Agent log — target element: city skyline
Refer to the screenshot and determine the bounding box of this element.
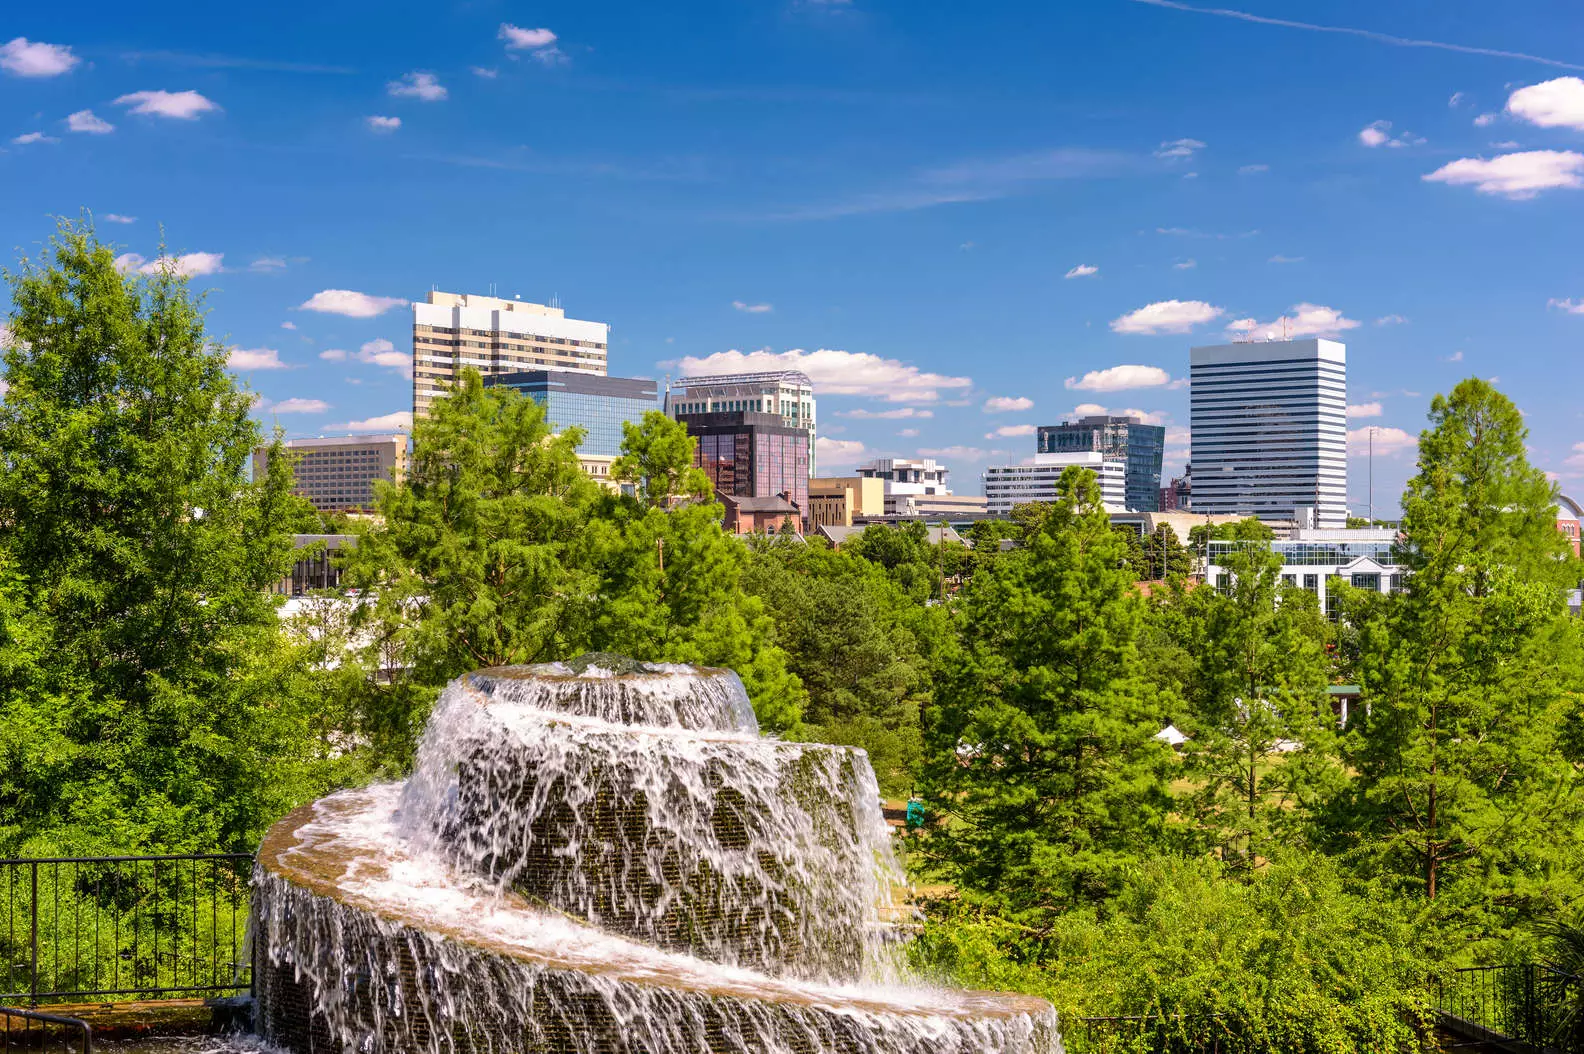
[1,2,1581,512]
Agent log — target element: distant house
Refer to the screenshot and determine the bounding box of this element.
[719,492,802,536]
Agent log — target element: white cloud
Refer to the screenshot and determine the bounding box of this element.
[299,289,407,317]
[984,396,1034,413]
[1173,258,1197,270]
[1348,426,1417,456]
[1473,112,1498,127]
[318,348,347,361]
[1449,92,1465,108]
[117,251,224,277]
[1065,364,1175,392]
[249,256,286,273]
[1508,77,1584,130]
[0,37,78,77]
[353,338,411,377]
[1155,138,1205,161]
[269,398,330,414]
[1347,402,1383,419]
[1238,163,1269,174]
[838,406,932,420]
[1359,121,1390,147]
[66,109,113,134]
[898,428,919,438]
[280,321,297,331]
[1549,297,1584,314]
[1110,300,1224,335]
[335,411,413,433]
[366,115,401,132]
[1375,314,1408,325]
[816,437,867,466]
[115,90,220,120]
[1064,264,1098,279]
[1491,140,1523,149]
[732,300,772,313]
[472,66,499,79]
[1225,303,1359,339]
[103,213,136,224]
[1567,442,1584,470]
[1446,350,1463,362]
[1358,119,1424,148]
[1425,150,1584,198]
[228,347,287,370]
[1065,403,1167,426]
[679,347,971,403]
[499,23,565,64]
[387,72,447,101]
[917,445,993,462]
[499,24,556,49]
[986,424,1036,438]
[1268,254,1303,264]
[11,132,57,145]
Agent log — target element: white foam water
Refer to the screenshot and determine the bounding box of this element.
[254,657,1063,1054]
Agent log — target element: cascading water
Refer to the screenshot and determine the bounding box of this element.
[253,654,1063,1053]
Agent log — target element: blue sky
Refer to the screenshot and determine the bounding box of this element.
[2,0,1582,510]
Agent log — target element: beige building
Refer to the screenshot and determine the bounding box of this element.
[412,291,609,419]
[254,434,408,513]
[808,476,886,528]
[886,493,988,518]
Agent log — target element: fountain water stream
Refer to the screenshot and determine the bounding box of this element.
[253,655,1062,1053]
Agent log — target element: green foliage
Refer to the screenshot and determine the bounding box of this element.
[843,520,967,603]
[1329,379,1584,938]
[610,409,712,508]
[923,467,1174,917]
[912,854,1436,1054]
[741,534,941,792]
[0,220,331,854]
[1168,541,1342,863]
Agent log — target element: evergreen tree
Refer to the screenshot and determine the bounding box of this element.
[1335,380,1584,931]
[1175,541,1339,864]
[588,413,806,733]
[340,369,601,758]
[1142,522,1193,580]
[0,220,324,853]
[923,467,1174,917]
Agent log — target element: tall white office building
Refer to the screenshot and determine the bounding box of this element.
[412,291,610,420]
[1189,338,1347,528]
[982,452,1127,516]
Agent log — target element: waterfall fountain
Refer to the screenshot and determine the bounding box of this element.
[253,655,1062,1053]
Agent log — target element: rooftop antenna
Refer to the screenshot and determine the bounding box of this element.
[1368,426,1375,523]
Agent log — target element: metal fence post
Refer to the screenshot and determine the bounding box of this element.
[27,861,38,1007]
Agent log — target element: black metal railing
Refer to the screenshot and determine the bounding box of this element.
[0,1006,91,1052]
[1435,963,1584,1051]
[1,854,253,1005]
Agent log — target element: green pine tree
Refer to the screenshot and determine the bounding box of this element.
[923,466,1175,917]
[0,220,324,853]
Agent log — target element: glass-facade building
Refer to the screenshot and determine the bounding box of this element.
[677,411,810,516]
[484,370,658,458]
[665,371,816,475]
[1036,415,1165,512]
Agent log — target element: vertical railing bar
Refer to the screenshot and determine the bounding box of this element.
[51,862,59,998]
[28,860,38,1006]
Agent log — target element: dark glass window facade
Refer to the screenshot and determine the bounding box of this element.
[1036,416,1165,512]
[680,412,809,515]
[484,371,658,458]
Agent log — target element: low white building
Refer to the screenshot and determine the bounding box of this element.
[855,457,956,516]
[1205,527,1403,615]
[982,452,1126,516]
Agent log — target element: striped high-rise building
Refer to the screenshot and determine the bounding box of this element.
[1188,338,1347,528]
[412,291,609,420]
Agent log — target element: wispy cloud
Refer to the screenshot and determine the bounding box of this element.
[984,396,1034,413]
[838,406,933,419]
[388,72,446,101]
[334,411,412,433]
[367,115,400,133]
[776,147,1135,220]
[1425,150,1584,199]
[732,300,773,313]
[1064,263,1099,279]
[66,110,114,134]
[115,90,221,119]
[680,347,970,403]
[1131,0,1584,72]
[121,50,353,74]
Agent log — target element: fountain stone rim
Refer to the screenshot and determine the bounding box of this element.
[258,788,1058,1024]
